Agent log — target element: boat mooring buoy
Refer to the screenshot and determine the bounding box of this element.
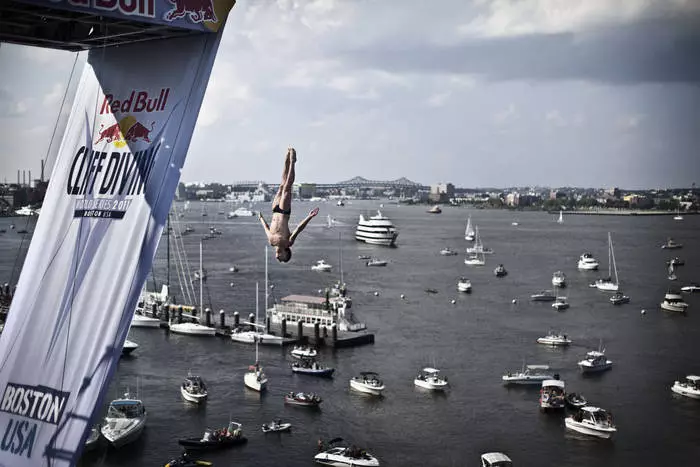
[400,294,406,299]
[374,291,380,296]
[512,299,517,304]
[229,282,234,287]
[451,299,456,305]
[641,309,646,315]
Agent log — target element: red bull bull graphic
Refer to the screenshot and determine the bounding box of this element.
[164,0,218,23]
[14,0,236,32]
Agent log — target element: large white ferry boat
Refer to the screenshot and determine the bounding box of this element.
[267,294,366,332]
[355,211,398,246]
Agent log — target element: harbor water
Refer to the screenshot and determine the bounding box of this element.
[1,201,698,466]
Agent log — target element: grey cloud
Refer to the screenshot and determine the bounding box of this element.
[336,13,700,85]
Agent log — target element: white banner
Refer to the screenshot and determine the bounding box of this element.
[0,31,223,466]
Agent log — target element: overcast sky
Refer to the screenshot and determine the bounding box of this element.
[1,0,699,189]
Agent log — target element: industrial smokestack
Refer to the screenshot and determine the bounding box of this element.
[23,170,26,186]
[41,159,45,182]
[29,171,32,188]
[17,170,20,185]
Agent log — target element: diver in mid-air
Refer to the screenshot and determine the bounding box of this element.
[259,147,319,262]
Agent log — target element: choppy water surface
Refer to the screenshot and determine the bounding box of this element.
[1,202,699,466]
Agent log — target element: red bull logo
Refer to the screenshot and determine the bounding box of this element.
[95,116,154,148]
[164,0,218,23]
[99,88,169,115]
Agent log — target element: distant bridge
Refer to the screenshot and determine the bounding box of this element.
[231,176,426,191]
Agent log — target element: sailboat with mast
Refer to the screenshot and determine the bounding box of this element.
[169,239,216,336]
[244,282,268,392]
[231,247,283,345]
[668,262,678,281]
[595,232,620,292]
[464,227,486,266]
[557,210,564,224]
[464,215,475,241]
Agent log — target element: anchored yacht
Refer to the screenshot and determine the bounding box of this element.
[660,290,689,313]
[537,332,572,346]
[552,271,567,288]
[350,372,385,396]
[180,373,208,404]
[578,253,599,270]
[671,375,700,399]
[315,438,380,466]
[565,407,617,439]
[502,364,554,385]
[101,392,147,448]
[578,349,613,373]
[355,211,398,246]
[414,367,449,391]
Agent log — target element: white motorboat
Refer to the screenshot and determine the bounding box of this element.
[578,349,613,373]
[681,284,700,293]
[262,420,292,433]
[502,364,554,385]
[610,291,630,305]
[668,262,677,281]
[350,372,385,396]
[671,375,700,399]
[552,271,567,288]
[230,328,284,345]
[291,346,318,359]
[530,290,556,302]
[557,209,564,224]
[457,277,472,293]
[312,260,333,272]
[355,211,398,246]
[661,238,683,249]
[673,209,684,221]
[244,283,268,392]
[228,207,255,217]
[565,406,617,439]
[595,232,620,292]
[660,290,689,313]
[577,253,599,270]
[494,264,507,277]
[481,452,513,467]
[169,321,216,336]
[291,359,335,377]
[14,205,36,216]
[465,215,475,241]
[539,379,566,410]
[440,247,458,256]
[464,253,485,266]
[180,373,208,404]
[337,200,345,207]
[122,339,138,356]
[101,392,147,448]
[131,312,161,328]
[315,438,380,467]
[366,258,388,267]
[552,296,569,311]
[414,367,449,391]
[537,332,572,346]
[427,205,442,214]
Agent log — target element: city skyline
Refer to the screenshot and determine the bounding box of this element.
[1,1,699,189]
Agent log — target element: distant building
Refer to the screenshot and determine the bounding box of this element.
[298,183,317,199]
[506,192,519,206]
[429,183,455,202]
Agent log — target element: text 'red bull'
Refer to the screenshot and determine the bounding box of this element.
[99,89,169,115]
[65,0,155,19]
